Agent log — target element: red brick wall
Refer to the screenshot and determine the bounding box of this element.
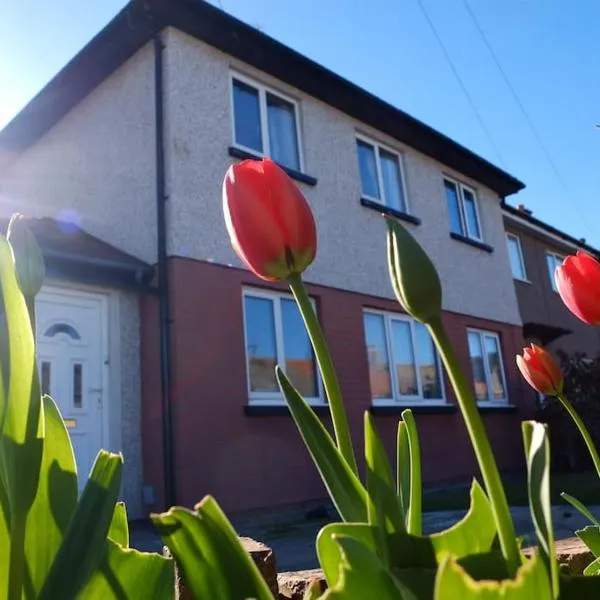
[140,258,532,514]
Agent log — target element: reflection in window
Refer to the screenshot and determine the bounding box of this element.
[73,363,82,408]
[44,323,81,340]
[244,296,278,393]
[468,330,508,403]
[363,313,392,399]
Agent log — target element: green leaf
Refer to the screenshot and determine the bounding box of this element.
[402,410,422,536]
[153,496,273,600]
[25,394,78,595]
[78,539,174,599]
[325,536,417,600]
[365,411,404,540]
[303,579,324,600]
[38,450,123,600]
[434,552,551,599]
[396,421,410,523]
[583,556,600,576]
[576,525,600,557]
[277,367,367,522]
[108,502,129,547]
[0,475,9,599]
[522,421,559,598]
[562,493,600,526]
[429,480,496,560]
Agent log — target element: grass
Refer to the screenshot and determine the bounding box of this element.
[423,471,600,512]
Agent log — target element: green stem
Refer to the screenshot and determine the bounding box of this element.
[428,316,520,576]
[8,513,26,600]
[287,274,358,474]
[557,391,600,479]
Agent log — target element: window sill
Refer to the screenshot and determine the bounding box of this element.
[514,277,532,284]
[245,404,329,417]
[450,232,494,253]
[370,404,457,415]
[228,146,318,186]
[360,198,421,225]
[477,404,518,414]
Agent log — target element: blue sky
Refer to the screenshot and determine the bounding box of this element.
[1,0,599,244]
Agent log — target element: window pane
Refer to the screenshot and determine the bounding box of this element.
[363,313,392,399]
[267,93,300,170]
[391,320,417,396]
[233,80,263,153]
[281,299,317,397]
[357,141,380,199]
[507,236,525,279]
[414,323,442,399]
[380,150,406,212]
[244,296,278,392]
[468,332,488,402]
[73,363,82,408]
[444,180,463,235]
[547,254,560,292]
[41,361,51,396]
[462,188,481,239]
[485,336,506,400]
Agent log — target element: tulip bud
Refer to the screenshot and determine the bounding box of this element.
[386,217,442,324]
[7,214,45,298]
[516,344,563,396]
[555,251,600,325]
[223,158,316,281]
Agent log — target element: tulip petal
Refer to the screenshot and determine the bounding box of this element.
[555,260,600,324]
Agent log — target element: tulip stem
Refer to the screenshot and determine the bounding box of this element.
[287,274,358,475]
[556,391,600,479]
[428,316,520,576]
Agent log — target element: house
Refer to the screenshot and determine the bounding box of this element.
[0,0,532,517]
[503,203,600,360]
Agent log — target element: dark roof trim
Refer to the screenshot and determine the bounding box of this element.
[0,0,524,197]
[502,202,599,257]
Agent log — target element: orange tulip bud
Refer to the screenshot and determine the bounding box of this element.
[516,344,563,396]
[223,158,316,281]
[555,251,600,325]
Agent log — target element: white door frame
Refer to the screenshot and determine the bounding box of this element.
[37,284,112,452]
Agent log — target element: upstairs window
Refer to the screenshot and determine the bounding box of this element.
[444,178,482,241]
[507,234,527,280]
[231,74,302,171]
[546,252,564,292]
[356,137,408,213]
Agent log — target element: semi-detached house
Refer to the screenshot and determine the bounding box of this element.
[0,0,532,518]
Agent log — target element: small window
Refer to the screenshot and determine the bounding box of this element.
[356,137,408,213]
[43,322,81,340]
[444,178,482,241]
[363,311,444,404]
[507,234,527,280]
[231,74,302,171]
[467,329,507,403]
[546,252,564,292]
[243,289,321,404]
[41,361,51,396]
[73,363,83,408]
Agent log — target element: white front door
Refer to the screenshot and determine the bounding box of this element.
[36,288,107,490]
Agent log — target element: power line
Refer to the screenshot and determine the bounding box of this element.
[414,0,507,169]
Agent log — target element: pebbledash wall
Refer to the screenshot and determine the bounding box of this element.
[136,27,531,512]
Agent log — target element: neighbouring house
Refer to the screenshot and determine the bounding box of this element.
[0,0,533,517]
[503,202,600,362]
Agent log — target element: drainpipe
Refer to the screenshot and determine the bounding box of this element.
[153,30,176,508]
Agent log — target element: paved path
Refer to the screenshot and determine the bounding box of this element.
[130,504,599,573]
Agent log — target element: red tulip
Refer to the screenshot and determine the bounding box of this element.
[223,158,317,281]
[516,344,563,396]
[555,251,600,325]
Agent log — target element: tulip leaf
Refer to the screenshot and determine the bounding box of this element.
[0,475,9,599]
[583,556,600,576]
[108,502,129,548]
[302,579,324,600]
[153,496,273,600]
[38,450,123,600]
[402,410,422,535]
[561,492,600,526]
[575,525,600,558]
[326,536,417,600]
[365,411,404,543]
[522,420,559,597]
[397,420,410,523]
[434,552,551,600]
[276,366,367,522]
[78,539,174,599]
[25,394,78,595]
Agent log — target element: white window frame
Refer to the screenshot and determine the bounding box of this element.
[467,328,509,405]
[356,134,410,213]
[242,287,323,405]
[506,233,528,281]
[229,71,305,172]
[546,251,565,292]
[444,177,483,242]
[364,309,446,406]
